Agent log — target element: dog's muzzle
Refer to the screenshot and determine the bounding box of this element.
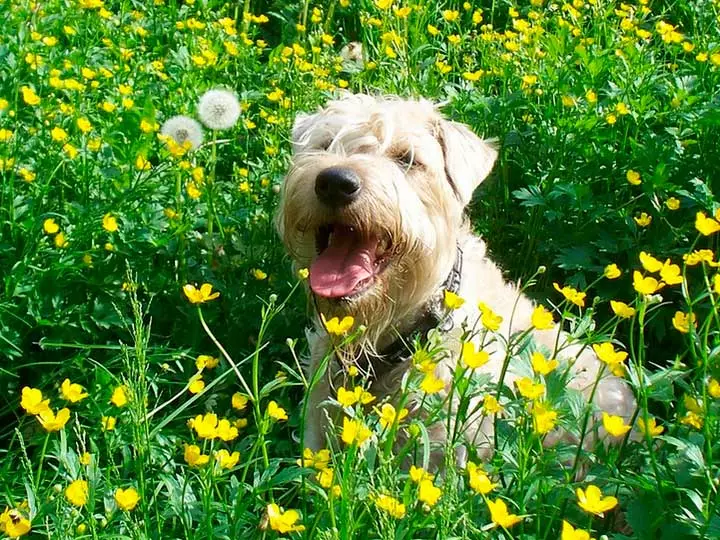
[315,166,361,207]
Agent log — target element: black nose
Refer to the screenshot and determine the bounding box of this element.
[315,167,361,207]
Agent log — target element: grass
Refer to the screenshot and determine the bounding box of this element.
[1,0,720,538]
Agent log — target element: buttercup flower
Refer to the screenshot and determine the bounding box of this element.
[531,351,558,375]
[267,400,288,421]
[160,115,204,149]
[110,386,129,407]
[341,416,372,446]
[461,341,490,369]
[373,494,406,519]
[197,89,241,130]
[695,211,720,236]
[409,466,433,484]
[443,290,465,310]
[637,416,664,437]
[420,373,445,394]
[604,263,621,279]
[487,498,521,529]
[266,503,305,532]
[297,448,330,470]
[672,311,696,333]
[322,314,354,335]
[61,379,88,403]
[633,271,663,295]
[114,487,140,511]
[561,521,595,540]
[515,377,545,400]
[418,479,441,507]
[37,407,71,431]
[576,485,617,516]
[65,479,89,507]
[531,402,558,434]
[215,449,240,469]
[531,305,554,329]
[467,462,497,494]
[602,412,631,437]
[611,300,636,318]
[196,355,219,370]
[483,394,503,414]
[478,302,503,331]
[231,392,249,410]
[43,218,60,235]
[0,508,31,537]
[377,403,408,428]
[553,283,586,307]
[184,444,210,467]
[626,170,641,185]
[183,283,220,304]
[21,387,50,414]
[102,213,119,233]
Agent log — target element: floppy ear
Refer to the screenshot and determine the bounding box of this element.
[438,120,498,205]
[290,112,318,154]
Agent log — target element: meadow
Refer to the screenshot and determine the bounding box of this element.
[1,0,720,538]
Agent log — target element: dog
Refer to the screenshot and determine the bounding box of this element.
[276,94,636,460]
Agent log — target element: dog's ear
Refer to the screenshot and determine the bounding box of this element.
[438,120,498,205]
[291,112,317,154]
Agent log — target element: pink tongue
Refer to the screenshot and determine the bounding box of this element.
[310,228,377,298]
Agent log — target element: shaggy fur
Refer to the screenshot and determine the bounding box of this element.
[276,94,636,458]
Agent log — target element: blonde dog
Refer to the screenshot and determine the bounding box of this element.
[276,94,635,459]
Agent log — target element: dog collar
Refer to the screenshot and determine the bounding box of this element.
[370,242,464,366]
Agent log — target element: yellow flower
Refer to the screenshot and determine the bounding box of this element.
[65,480,89,507]
[515,377,545,400]
[561,520,595,540]
[467,462,497,494]
[531,305,554,330]
[102,213,119,232]
[251,268,267,280]
[196,355,219,370]
[321,314,354,335]
[634,212,652,227]
[531,352,558,375]
[54,231,68,248]
[709,379,720,399]
[101,416,117,431]
[531,402,558,434]
[672,311,696,334]
[442,9,460,21]
[615,102,630,115]
[114,488,140,511]
[576,485,617,516]
[659,261,683,285]
[21,387,50,414]
[0,128,13,142]
[487,498,521,529]
[418,479,441,507]
[0,508,31,537]
[602,412,631,437]
[666,197,680,210]
[633,271,663,295]
[215,449,240,469]
[297,268,309,280]
[713,274,720,295]
[592,342,628,366]
[184,444,209,467]
[43,217,60,235]
[231,392,249,410]
[483,394,503,414]
[626,170,641,187]
[76,117,92,133]
[637,416,664,437]
[135,155,151,171]
[695,211,720,236]
[409,466,433,484]
[684,249,715,266]
[610,300,636,319]
[461,342,490,369]
[373,494,406,519]
[188,375,205,394]
[37,407,71,431]
[266,503,305,532]
[79,452,92,466]
[183,283,220,303]
[606,113,617,125]
[297,448,331,470]
[216,419,239,441]
[315,467,334,489]
[478,302,503,331]
[377,403,408,428]
[51,126,68,142]
[110,386,129,407]
[427,24,439,36]
[443,290,465,310]
[553,283,586,307]
[420,373,445,394]
[604,263,621,279]
[267,400,288,421]
[60,379,88,403]
[341,416,372,446]
[681,411,703,430]
[21,86,41,105]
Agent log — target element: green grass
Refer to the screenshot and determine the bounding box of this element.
[1,0,720,538]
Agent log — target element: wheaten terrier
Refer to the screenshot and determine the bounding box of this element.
[276,94,636,459]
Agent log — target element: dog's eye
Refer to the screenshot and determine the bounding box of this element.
[395,152,422,168]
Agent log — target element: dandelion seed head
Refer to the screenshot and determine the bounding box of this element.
[197,89,241,130]
[160,115,204,149]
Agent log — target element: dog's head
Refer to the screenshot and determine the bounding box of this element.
[276,94,497,342]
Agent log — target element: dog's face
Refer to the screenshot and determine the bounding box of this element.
[277,94,497,340]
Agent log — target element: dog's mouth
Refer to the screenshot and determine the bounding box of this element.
[310,223,392,299]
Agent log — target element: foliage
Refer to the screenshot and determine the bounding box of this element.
[0,0,719,538]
